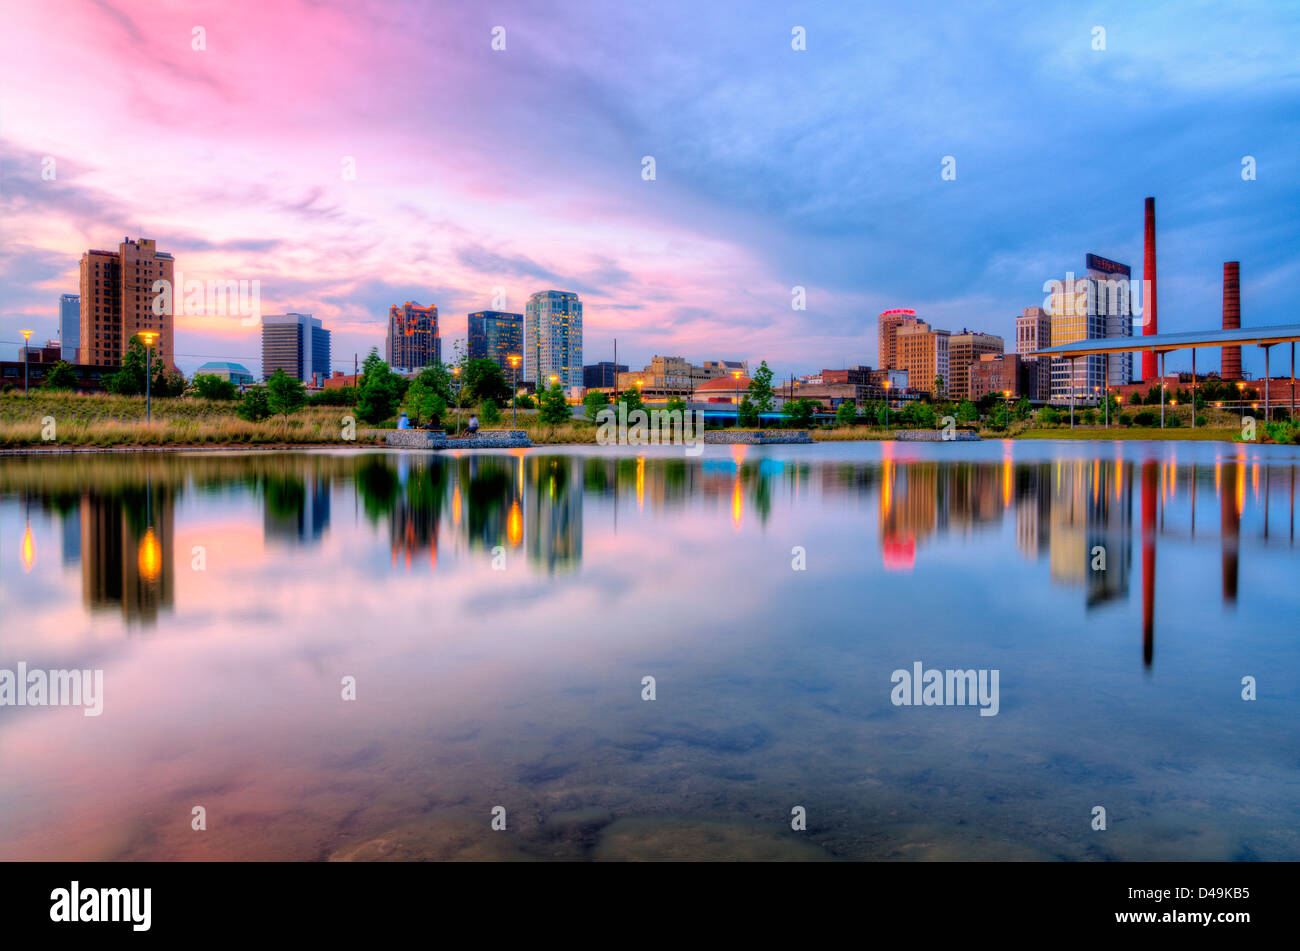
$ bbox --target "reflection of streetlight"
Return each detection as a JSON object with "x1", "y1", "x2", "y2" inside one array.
[
  {"x1": 20, "y1": 329, "x2": 33, "y2": 393},
  {"x1": 139, "y1": 331, "x2": 158, "y2": 422},
  {"x1": 508, "y1": 354, "x2": 521, "y2": 427}
]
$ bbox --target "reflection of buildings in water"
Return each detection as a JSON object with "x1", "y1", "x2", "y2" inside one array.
[
  {"x1": 1044, "y1": 460, "x2": 1133, "y2": 605},
  {"x1": 1015, "y1": 463, "x2": 1053, "y2": 559},
  {"x1": 61, "y1": 511, "x2": 81, "y2": 566},
  {"x1": 461, "y1": 456, "x2": 522, "y2": 552},
  {"x1": 389, "y1": 461, "x2": 447, "y2": 570},
  {"x1": 263, "y1": 473, "x2": 330, "y2": 546},
  {"x1": 80, "y1": 489, "x2": 174, "y2": 624},
  {"x1": 1220, "y1": 459, "x2": 1241, "y2": 603},
  {"x1": 526, "y1": 456, "x2": 582, "y2": 573}
]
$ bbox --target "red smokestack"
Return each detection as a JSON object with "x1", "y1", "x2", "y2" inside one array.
[
  {"x1": 1141, "y1": 197, "x2": 1158, "y2": 380},
  {"x1": 1222, "y1": 262, "x2": 1241, "y2": 380}
]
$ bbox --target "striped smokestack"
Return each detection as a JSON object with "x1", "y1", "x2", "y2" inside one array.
[
  {"x1": 1222, "y1": 262, "x2": 1241, "y2": 380},
  {"x1": 1141, "y1": 197, "x2": 1158, "y2": 381}
]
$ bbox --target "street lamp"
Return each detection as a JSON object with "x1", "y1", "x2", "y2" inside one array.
[
  {"x1": 452, "y1": 365, "x2": 462, "y2": 435},
  {"x1": 20, "y1": 330, "x2": 33, "y2": 393},
  {"x1": 139, "y1": 331, "x2": 158, "y2": 423},
  {"x1": 508, "y1": 354, "x2": 521, "y2": 427},
  {"x1": 882, "y1": 379, "x2": 891, "y2": 431},
  {"x1": 1005, "y1": 389, "x2": 1013, "y2": 431}
]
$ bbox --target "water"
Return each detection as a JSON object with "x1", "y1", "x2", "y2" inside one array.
[{"x1": 1, "y1": 441, "x2": 1297, "y2": 861}]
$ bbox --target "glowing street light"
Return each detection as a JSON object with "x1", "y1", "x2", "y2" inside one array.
[
  {"x1": 882, "y1": 378, "x2": 891, "y2": 431},
  {"x1": 20, "y1": 329, "x2": 33, "y2": 393},
  {"x1": 507, "y1": 354, "x2": 521, "y2": 427},
  {"x1": 452, "y1": 365, "x2": 462, "y2": 435},
  {"x1": 139, "y1": 331, "x2": 158, "y2": 423}
]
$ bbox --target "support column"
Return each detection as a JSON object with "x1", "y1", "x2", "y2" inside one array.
[
  {"x1": 1159, "y1": 352, "x2": 1166, "y2": 429},
  {"x1": 1070, "y1": 357, "x2": 1075, "y2": 428},
  {"x1": 1292, "y1": 342, "x2": 1296, "y2": 422},
  {"x1": 1264, "y1": 345, "x2": 1271, "y2": 423},
  {"x1": 1191, "y1": 349, "x2": 1196, "y2": 430},
  {"x1": 1104, "y1": 359, "x2": 1110, "y2": 428}
]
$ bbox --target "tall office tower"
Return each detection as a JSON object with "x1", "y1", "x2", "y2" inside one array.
[
  {"x1": 385, "y1": 301, "x2": 440, "y2": 371},
  {"x1": 525, "y1": 290, "x2": 582, "y2": 388},
  {"x1": 948, "y1": 330, "x2": 1004, "y2": 400},
  {"x1": 262, "y1": 313, "x2": 330, "y2": 384},
  {"x1": 1221, "y1": 262, "x2": 1242, "y2": 380},
  {"x1": 1141, "y1": 197, "x2": 1158, "y2": 381},
  {"x1": 467, "y1": 311, "x2": 523, "y2": 375},
  {"x1": 1049, "y1": 254, "x2": 1132, "y2": 405},
  {"x1": 878, "y1": 308, "x2": 919, "y2": 370},
  {"x1": 583, "y1": 361, "x2": 628, "y2": 389},
  {"x1": 59, "y1": 294, "x2": 80, "y2": 361},
  {"x1": 896, "y1": 321, "x2": 950, "y2": 396},
  {"x1": 1016, "y1": 306, "x2": 1052, "y2": 401},
  {"x1": 78, "y1": 237, "x2": 175, "y2": 368}
]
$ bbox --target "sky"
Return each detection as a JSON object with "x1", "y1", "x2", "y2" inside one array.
[{"x1": 1, "y1": 0, "x2": 1298, "y2": 381}]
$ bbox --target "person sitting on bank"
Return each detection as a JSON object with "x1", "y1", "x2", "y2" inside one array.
[
  {"x1": 397, "y1": 412, "x2": 411, "y2": 430},
  {"x1": 467, "y1": 414, "x2": 480, "y2": 434}
]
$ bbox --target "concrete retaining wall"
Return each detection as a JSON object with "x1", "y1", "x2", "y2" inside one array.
[
  {"x1": 366, "y1": 429, "x2": 532, "y2": 449},
  {"x1": 704, "y1": 430, "x2": 813, "y2": 445},
  {"x1": 892, "y1": 429, "x2": 980, "y2": 441}
]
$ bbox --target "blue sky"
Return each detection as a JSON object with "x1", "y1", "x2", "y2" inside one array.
[{"x1": 1, "y1": 0, "x2": 1297, "y2": 379}]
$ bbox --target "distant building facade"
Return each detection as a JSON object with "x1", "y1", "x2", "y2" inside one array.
[
  {"x1": 468, "y1": 311, "x2": 523, "y2": 376},
  {"x1": 78, "y1": 237, "x2": 175, "y2": 369},
  {"x1": 583, "y1": 361, "x2": 627, "y2": 388},
  {"x1": 896, "y1": 321, "x2": 950, "y2": 396},
  {"x1": 948, "y1": 331, "x2": 1004, "y2": 401},
  {"x1": 526, "y1": 290, "x2": 582, "y2": 389},
  {"x1": 386, "y1": 301, "x2": 440, "y2": 371},
  {"x1": 195, "y1": 361, "x2": 254, "y2": 385},
  {"x1": 878, "y1": 309, "x2": 919, "y2": 372},
  {"x1": 969, "y1": 353, "x2": 1026, "y2": 401},
  {"x1": 59, "y1": 294, "x2": 80, "y2": 362},
  {"x1": 1049, "y1": 254, "x2": 1133, "y2": 405},
  {"x1": 614, "y1": 356, "x2": 748, "y2": 395},
  {"x1": 1016, "y1": 306, "x2": 1052, "y2": 401},
  {"x1": 262, "y1": 313, "x2": 330, "y2": 384}
]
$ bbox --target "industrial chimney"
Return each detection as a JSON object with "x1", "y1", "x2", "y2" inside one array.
[
  {"x1": 1222, "y1": 262, "x2": 1241, "y2": 381},
  {"x1": 1141, "y1": 197, "x2": 1158, "y2": 381}
]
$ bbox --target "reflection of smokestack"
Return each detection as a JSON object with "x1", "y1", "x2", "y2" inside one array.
[
  {"x1": 1222, "y1": 262, "x2": 1241, "y2": 381},
  {"x1": 1141, "y1": 198, "x2": 1158, "y2": 381},
  {"x1": 1221, "y1": 464, "x2": 1239, "y2": 604},
  {"x1": 1141, "y1": 460, "x2": 1157, "y2": 667}
]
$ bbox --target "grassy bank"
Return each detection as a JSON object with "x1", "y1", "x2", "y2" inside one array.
[
  {"x1": 1015, "y1": 426, "x2": 1242, "y2": 442},
  {"x1": 0, "y1": 393, "x2": 382, "y2": 447}
]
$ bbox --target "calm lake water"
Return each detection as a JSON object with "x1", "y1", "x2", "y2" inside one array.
[{"x1": 1, "y1": 441, "x2": 1297, "y2": 861}]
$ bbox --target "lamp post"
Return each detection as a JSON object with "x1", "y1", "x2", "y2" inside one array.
[
  {"x1": 508, "y1": 354, "x2": 520, "y2": 427},
  {"x1": 883, "y1": 379, "x2": 891, "y2": 431},
  {"x1": 452, "y1": 365, "x2": 462, "y2": 435},
  {"x1": 1005, "y1": 389, "x2": 1013, "y2": 432},
  {"x1": 20, "y1": 330, "x2": 33, "y2": 393},
  {"x1": 139, "y1": 331, "x2": 158, "y2": 423}
]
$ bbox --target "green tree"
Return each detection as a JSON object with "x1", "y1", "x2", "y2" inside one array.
[
  {"x1": 932, "y1": 375, "x2": 947, "y2": 401},
  {"x1": 463, "y1": 358, "x2": 510, "y2": 405},
  {"x1": 42, "y1": 361, "x2": 79, "y2": 390},
  {"x1": 1014, "y1": 397, "x2": 1032, "y2": 421},
  {"x1": 1038, "y1": 406, "x2": 1061, "y2": 425},
  {"x1": 190, "y1": 373, "x2": 238, "y2": 401},
  {"x1": 747, "y1": 361, "x2": 775, "y2": 413},
  {"x1": 664, "y1": 396, "x2": 687, "y2": 415},
  {"x1": 404, "y1": 377, "x2": 444, "y2": 426},
  {"x1": 956, "y1": 400, "x2": 979, "y2": 424},
  {"x1": 480, "y1": 398, "x2": 501, "y2": 425},
  {"x1": 737, "y1": 395, "x2": 760, "y2": 427},
  {"x1": 784, "y1": 398, "x2": 816, "y2": 426},
  {"x1": 835, "y1": 401, "x2": 858, "y2": 426},
  {"x1": 538, "y1": 382, "x2": 571, "y2": 425},
  {"x1": 266, "y1": 367, "x2": 307, "y2": 420},
  {"x1": 236, "y1": 386, "x2": 272, "y2": 422},
  {"x1": 583, "y1": 389, "x2": 611, "y2": 422},
  {"x1": 104, "y1": 336, "x2": 154, "y2": 396},
  {"x1": 414, "y1": 362, "x2": 454, "y2": 403},
  {"x1": 618, "y1": 386, "x2": 644, "y2": 412},
  {"x1": 514, "y1": 393, "x2": 535, "y2": 410},
  {"x1": 356, "y1": 350, "x2": 404, "y2": 424}
]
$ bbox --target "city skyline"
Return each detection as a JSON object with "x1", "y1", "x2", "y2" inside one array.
[{"x1": 1, "y1": 2, "x2": 1296, "y2": 384}]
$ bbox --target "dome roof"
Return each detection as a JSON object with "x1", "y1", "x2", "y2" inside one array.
[{"x1": 696, "y1": 374, "x2": 751, "y2": 391}]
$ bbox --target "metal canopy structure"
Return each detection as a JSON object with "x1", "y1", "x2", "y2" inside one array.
[
  {"x1": 1029, "y1": 323, "x2": 1300, "y2": 431},
  {"x1": 1030, "y1": 323, "x2": 1300, "y2": 359}
]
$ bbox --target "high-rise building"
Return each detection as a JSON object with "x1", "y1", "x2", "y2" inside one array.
[
  {"x1": 467, "y1": 311, "x2": 523, "y2": 376},
  {"x1": 1048, "y1": 254, "x2": 1133, "y2": 405},
  {"x1": 59, "y1": 294, "x2": 80, "y2": 362},
  {"x1": 78, "y1": 237, "x2": 175, "y2": 368},
  {"x1": 948, "y1": 330, "x2": 1004, "y2": 401},
  {"x1": 896, "y1": 320, "x2": 949, "y2": 396},
  {"x1": 525, "y1": 290, "x2": 582, "y2": 389},
  {"x1": 1016, "y1": 306, "x2": 1052, "y2": 401},
  {"x1": 878, "y1": 308, "x2": 919, "y2": 371},
  {"x1": 385, "y1": 301, "x2": 440, "y2": 371},
  {"x1": 262, "y1": 313, "x2": 330, "y2": 384}
]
